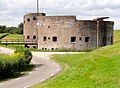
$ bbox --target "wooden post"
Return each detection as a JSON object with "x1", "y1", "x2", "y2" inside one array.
[
  {"x1": 12, "y1": 39, "x2": 13, "y2": 44},
  {"x1": 6, "y1": 39, "x2": 7, "y2": 46}
]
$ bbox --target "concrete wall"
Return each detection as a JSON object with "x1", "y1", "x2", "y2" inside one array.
[
  {"x1": 98, "y1": 21, "x2": 114, "y2": 47},
  {"x1": 37, "y1": 16, "x2": 78, "y2": 50},
  {"x1": 23, "y1": 13, "x2": 46, "y2": 48},
  {"x1": 77, "y1": 20, "x2": 97, "y2": 50},
  {"x1": 23, "y1": 13, "x2": 114, "y2": 51}
]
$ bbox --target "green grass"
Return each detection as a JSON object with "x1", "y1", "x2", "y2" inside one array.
[
  {"x1": 2, "y1": 34, "x2": 23, "y2": 39},
  {"x1": 33, "y1": 30, "x2": 120, "y2": 88},
  {"x1": 0, "y1": 33, "x2": 8, "y2": 38},
  {"x1": 0, "y1": 44, "x2": 24, "y2": 50},
  {"x1": 114, "y1": 31, "x2": 120, "y2": 44},
  {"x1": 0, "y1": 33, "x2": 6, "y2": 38},
  {"x1": 0, "y1": 33, "x2": 9, "y2": 39}
]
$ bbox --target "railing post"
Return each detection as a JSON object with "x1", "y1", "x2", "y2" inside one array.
[
  {"x1": 18, "y1": 39, "x2": 19, "y2": 44},
  {"x1": 12, "y1": 39, "x2": 13, "y2": 44},
  {"x1": 6, "y1": 39, "x2": 7, "y2": 46},
  {"x1": 6, "y1": 39, "x2": 7, "y2": 43}
]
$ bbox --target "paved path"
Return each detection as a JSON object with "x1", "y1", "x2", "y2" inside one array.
[{"x1": 0, "y1": 47, "x2": 83, "y2": 88}]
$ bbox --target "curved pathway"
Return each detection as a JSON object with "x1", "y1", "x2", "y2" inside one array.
[{"x1": 0, "y1": 47, "x2": 83, "y2": 88}]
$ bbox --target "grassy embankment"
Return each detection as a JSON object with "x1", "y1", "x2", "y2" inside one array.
[
  {"x1": 0, "y1": 34, "x2": 24, "y2": 49},
  {"x1": 1, "y1": 34, "x2": 23, "y2": 39},
  {"x1": 33, "y1": 30, "x2": 120, "y2": 88},
  {"x1": 0, "y1": 33, "x2": 9, "y2": 39}
]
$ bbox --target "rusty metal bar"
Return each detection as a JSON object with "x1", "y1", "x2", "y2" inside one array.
[{"x1": 93, "y1": 17, "x2": 109, "y2": 21}]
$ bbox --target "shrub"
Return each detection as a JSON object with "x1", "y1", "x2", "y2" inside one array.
[
  {"x1": 0, "y1": 53, "x2": 24, "y2": 78},
  {"x1": 15, "y1": 48, "x2": 32, "y2": 64},
  {"x1": 0, "y1": 48, "x2": 32, "y2": 79}
]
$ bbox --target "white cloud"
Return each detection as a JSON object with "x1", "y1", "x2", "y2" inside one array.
[
  {"x1": 0, "y1": 0, "x2": 120, "y2": 29},
  {"x1": 0, "y1": 1, "x2": 7, "y2": 11}
]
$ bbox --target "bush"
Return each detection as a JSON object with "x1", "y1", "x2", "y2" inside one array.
[
  {"x1": 0, "y1": 53, "x2": 25, "y2": 78},
  {"x1": 0, "y1": 48, "x2": 32, "y2": 79},
  {"x1": 15, "y1": 48, "x2": 32, "y2": 64}
]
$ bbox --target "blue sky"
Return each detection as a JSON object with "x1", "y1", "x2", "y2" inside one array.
[{"x1": 0, "y1": 0, "x2": 120, "y2": 29}]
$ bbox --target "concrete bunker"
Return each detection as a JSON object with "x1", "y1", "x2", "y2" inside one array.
[{"x1": 23, "y1": 13, "x2": 114, "y2": 51}]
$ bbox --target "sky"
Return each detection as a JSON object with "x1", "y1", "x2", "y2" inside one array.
[{"x1": 0, "y1": 0, "x2": 120, "y2": 29}]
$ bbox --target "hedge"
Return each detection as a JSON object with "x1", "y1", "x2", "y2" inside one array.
[{"x1": 0, "y1": 48, "x2": 32, "y2": 78}]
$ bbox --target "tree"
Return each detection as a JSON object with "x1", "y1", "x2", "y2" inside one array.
[
  {"x1": 0, "y1": 23, "x2": 23, "y2": 34},
  {"x1": 4, "y1": 27, "x2": 19, "y2": 34},
  {"x1": 18, "y1": 22, "x2": 23, "y2": 34},
  {"x1": 0, "y1": 25, "x2": 6, "y2": 33}
]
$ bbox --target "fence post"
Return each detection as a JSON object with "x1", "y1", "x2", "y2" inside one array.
[
  {"x1": 6, "y1": 39, "x2": 7, "y2": 46},
  {"x1": 12, "y1": 39, "x2": 13, "y2": 44}
]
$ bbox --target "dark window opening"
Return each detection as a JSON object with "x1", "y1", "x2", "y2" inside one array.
[
  {"x1": 53, "y1": 37, "x2": 57, "y2": 42},
  {"x1": 42, "y1": 48, "x2": 44, "y2": 50},
  {"x1": 27, "y1": 18, "x2": 30, "y2": 22},
  {"x1": 27, "y1": 46, "x2": 30, "y2": 48},
  {"x1": 48, "y1": 26, "x2": 50, "y2": 28},
  {"x1": 103, "y1": 37, "x2": 107, "y2": 46},
  {"x1": 79, "y1": 37, "x2": 82, "y2": 41},
  {"x1": 33, "y1": 46, "x2": 37, "y2": 49},
  {"x1": 111, "y1": 37, "x2": 113, "y2": 44},
  {"x1": 71, "y1": 37, "x2": 76, "y2": 42},
  {"x1": 27, "y1": 36, "x2": 30, "y2": 39},
  {"x1": 43, "y1": 36, "x2": 47, "y2": 41},
  {"x1": 42, "y1": 13, "x2": 46, "y2": 16},
  {"x1": 48, "y1": 37, "x2": 50, "y2": 40},
  {"x1": 25, "y1": 44, "x2": 28, "y2": 48},
  {"x1": 25, "y1": 45, "x2": 29, "y2": 48},
  {"x1": 85, "y1": 37, "x2": 90, "y2": 42},
  {"x1": 24, "y1": 21, "x2": 25, "y2": 24},
  {"x1": 33, "y1": 36, "x2": 36, "y2": 39},
  {"x1": 45, "y1": 48, "x2": 47, "y2": 50},
  {"x1": 51, "y1": 48, "x2": 54, "y2": 50},
  {"x1": 33, "y1": 16, "x2": 37, "y2": 20}
]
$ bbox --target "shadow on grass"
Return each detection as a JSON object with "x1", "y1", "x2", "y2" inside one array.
[{"x1": 0, "y1": 64, "x2": 35, "y2": 83}]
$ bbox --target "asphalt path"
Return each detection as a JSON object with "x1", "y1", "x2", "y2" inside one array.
[
  {"x1": 0, "y1": 47, "x2": 83, "y2": 88},
  {"x1": 0, "y1": 47, "x2": 61, "y2": 88}
]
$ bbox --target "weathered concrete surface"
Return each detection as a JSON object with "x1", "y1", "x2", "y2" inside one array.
[{"x1": 24, "y1": 13, "x2": 114, "y2": 51}]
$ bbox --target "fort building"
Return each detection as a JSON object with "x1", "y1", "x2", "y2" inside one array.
[{"x1": 23, "y1": 12, "x2": 114, "y2": 51}]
